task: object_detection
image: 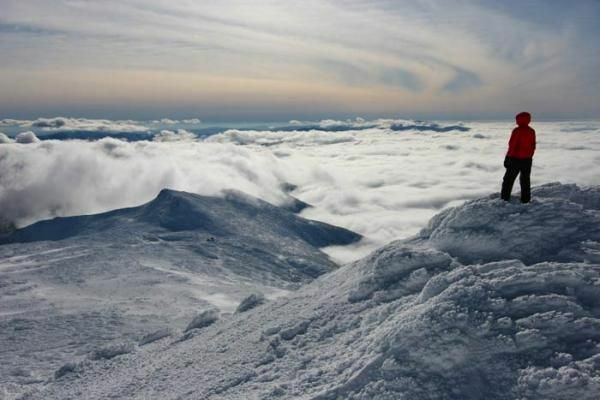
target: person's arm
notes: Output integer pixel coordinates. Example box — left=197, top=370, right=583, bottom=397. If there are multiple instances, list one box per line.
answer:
left=504, top=129, right=518, bottom=167
left=506, top=129, right=518, bottom=157
left=531, top=129, right=536, bottom=157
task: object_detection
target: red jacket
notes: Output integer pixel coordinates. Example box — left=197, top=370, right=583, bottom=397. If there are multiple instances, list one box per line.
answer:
left=507, top=112, right=536, bottom=159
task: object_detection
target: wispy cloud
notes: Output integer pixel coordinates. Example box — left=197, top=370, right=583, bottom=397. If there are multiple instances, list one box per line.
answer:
left=442, top=68, right=482, bottom=94
left=0, top=0, right=598, bottom=119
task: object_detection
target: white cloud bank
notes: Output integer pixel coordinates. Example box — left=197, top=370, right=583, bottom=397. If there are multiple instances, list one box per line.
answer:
left=0, top=132, right=14, bottom=143
left=27, top=117, right=149, bottom=133
left=151, top=118, right=201, bottom=125
left=153, top=129, right=197, bottom=142
left=0, top=119, right=31, bottom=127
left=15, top=131, right=40, bottom=144
left=1, top=119, right=599, bottom=261
left=0, top=137, right=289, bottom=229
left=182, top=118, right=202, bottom=124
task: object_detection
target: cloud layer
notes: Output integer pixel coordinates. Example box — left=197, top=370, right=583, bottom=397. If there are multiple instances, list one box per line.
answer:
left=0, top=132, right=13, bottom=144
left=2, top=118, right=600, bottom=262
left=28, top=117, right=149, bottom=133
left=15, top=131, right=40, bottom=143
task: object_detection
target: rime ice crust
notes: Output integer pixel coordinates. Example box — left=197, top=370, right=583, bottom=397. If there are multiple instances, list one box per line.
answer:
left=418, top=183, right=600, bottom=265
left=10, top=183, right=600, bottom=399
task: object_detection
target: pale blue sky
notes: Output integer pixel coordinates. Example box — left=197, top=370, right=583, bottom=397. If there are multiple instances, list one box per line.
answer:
left=1, top=0, right=598, bottom=121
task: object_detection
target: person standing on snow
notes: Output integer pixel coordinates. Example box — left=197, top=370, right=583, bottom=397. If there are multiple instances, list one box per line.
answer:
left=501, top=112, right=536, bottom=203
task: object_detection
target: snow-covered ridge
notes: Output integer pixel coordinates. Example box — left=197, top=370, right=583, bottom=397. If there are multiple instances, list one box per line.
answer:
left=17, top=183, right=600, bottom=400
left=2, top=189, right=353, bottom=246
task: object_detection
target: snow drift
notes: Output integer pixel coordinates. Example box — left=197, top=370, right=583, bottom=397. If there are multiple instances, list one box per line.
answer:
left=17, top=183, right=600, bottom=400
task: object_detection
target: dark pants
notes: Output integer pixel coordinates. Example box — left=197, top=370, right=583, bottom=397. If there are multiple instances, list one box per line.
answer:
left=501, top=158, right=532, bottom=203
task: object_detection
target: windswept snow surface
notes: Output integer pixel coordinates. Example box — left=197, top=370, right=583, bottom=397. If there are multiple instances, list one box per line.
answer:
left=0, top=190, right=359, bottom=395
left=16, top=183, right=600, bottom=400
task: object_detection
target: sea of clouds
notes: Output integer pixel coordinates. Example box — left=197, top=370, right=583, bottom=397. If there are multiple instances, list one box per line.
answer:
left=1, top=117, right=599, bottom=261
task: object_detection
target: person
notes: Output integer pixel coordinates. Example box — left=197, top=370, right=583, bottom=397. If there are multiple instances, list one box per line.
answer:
left=501, top=112, right=536, bottom=203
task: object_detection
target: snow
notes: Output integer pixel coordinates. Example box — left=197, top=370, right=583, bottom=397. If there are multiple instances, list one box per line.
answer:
left=185, top=309, right=220, bottom=332
left=54, top=363, right=83, bottom=380
left=0, top=189, right=358, bottom=395
left=236, top=292, right=266, bottom=313
left=5, top=182, right=598, bottom=399
left=138, top=328, right=173, bottom=346
left=89, top=343, right=136, bottom=361
left=417, top=183, right=600, bottom=264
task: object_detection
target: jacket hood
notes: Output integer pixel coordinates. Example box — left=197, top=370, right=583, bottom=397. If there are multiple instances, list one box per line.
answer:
left=516, top=112, right=531, bottom=127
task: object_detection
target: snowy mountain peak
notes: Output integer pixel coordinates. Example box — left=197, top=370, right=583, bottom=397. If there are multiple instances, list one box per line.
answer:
left=2, top=189, right=360, bottom=247
left=138, top=189, right=224, bottom=233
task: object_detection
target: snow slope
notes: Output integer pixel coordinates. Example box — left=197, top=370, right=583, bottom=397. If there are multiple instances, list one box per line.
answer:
left=0, top=189, right=359, bottom=395
left=17, top=183, right=600, bottom=400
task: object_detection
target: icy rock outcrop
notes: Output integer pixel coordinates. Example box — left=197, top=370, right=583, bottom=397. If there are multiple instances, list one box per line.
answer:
left=236, top=292, right=266, bottom=313
left=185, top=309, right=219, bottom=332
left=518, top=355, right=600, bottom=400
left=534, top=182, right=600, bottom=210
left=418, top=183, right=600, bottom=264
left=54, top=362, right=86, bottom=380
left=279, top=320, right=311, bottom=341
left=138, top=328, right=174, bottom=346
left=348, top=244, right=454, bottom=303
left=89, top=343, right=135, bottom=360
left=344, top=261, right=600, bottom=400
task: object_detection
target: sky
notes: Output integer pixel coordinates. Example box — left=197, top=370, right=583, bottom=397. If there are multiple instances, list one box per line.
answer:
left=1, top=0, right=599, bottom=121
